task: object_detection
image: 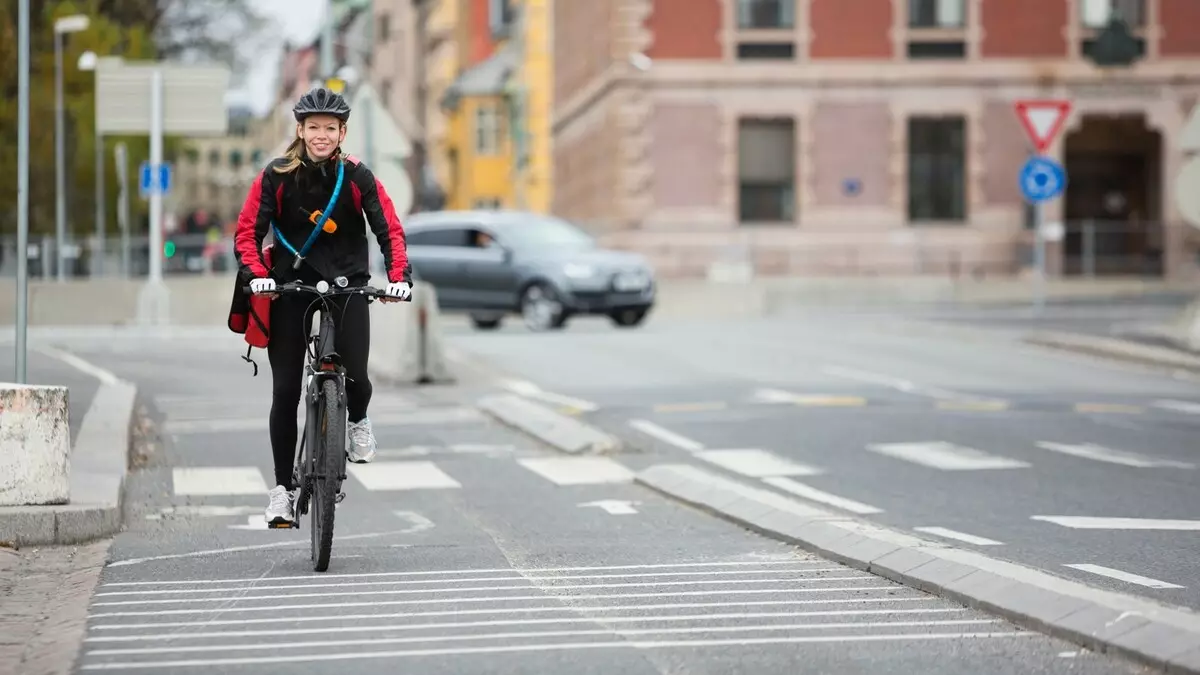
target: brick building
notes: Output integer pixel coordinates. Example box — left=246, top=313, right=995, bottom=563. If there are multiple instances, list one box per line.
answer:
left=552, top=0, right=1200, bottom=279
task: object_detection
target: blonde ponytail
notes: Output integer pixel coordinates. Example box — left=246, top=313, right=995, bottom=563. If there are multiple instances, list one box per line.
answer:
left=273, top=137, right=304, bottom=174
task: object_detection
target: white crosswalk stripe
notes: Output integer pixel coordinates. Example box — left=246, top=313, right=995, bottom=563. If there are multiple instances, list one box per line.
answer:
left=163, top=456, right=642, bottom=498
left=866, top=442, right=1030, bottom=471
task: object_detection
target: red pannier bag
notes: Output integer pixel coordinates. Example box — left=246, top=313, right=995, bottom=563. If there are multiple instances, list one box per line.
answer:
left=227, top=244, right=274, bottom=373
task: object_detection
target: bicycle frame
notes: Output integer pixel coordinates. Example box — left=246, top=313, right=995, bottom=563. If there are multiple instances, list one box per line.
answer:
left=291, top=304, right=347, bottom=526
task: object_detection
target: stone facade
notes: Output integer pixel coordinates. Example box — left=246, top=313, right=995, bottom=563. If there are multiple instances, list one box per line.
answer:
left=551, top=0, right=1200, bottom=279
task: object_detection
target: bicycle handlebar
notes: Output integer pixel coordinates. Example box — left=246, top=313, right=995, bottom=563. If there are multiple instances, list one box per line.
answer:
left=242, top=281, right=410, bottom=301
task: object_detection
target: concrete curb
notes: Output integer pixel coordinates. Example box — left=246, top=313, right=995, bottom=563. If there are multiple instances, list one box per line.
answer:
left=1025, top=330, right=1200, bottom=374
left=476, top=393, right=619, bottom=454
left=635, top=463, right=1200, bottom=674
left=0, top=367, right=136, bottom=547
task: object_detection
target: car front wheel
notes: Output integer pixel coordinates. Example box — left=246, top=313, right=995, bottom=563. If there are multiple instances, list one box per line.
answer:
left=609, top=307, right=649, bottom=328
left=521, top=283, right=568, bottom=332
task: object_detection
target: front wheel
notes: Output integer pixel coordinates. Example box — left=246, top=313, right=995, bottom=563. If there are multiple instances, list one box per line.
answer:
left=521, top=283, right=568, bottom=332
left=311, top=378, right=345, bottom=573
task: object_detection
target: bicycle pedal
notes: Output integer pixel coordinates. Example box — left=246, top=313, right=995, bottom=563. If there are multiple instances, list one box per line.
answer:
left=268, top=520, right=295, bottom=529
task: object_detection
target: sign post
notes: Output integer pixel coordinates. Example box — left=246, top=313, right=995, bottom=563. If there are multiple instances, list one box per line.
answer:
left=1015, top=99, right=1073, bottom=312
left=94, top=57, right=229, bottom=325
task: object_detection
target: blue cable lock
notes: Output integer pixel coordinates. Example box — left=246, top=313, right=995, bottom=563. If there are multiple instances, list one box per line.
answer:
left=272, top=158, right=345, bottom=271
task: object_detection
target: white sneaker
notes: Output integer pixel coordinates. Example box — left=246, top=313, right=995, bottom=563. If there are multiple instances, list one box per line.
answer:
left=347, top=417, right=377, bottom=463
left=264, top=485, right=296, bottom=525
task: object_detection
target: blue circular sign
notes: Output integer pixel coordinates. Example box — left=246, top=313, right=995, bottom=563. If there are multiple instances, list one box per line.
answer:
left=1019, top=156, right=1067, bottom=204
left=842, top=178, right=862, bottom=197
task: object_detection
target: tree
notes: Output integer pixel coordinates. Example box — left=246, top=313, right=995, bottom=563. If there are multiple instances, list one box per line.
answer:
left=0, top=0, right=264, bottom=249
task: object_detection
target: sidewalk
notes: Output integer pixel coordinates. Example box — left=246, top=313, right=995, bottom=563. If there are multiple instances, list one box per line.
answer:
left=0, top=542, right=109, bottom=675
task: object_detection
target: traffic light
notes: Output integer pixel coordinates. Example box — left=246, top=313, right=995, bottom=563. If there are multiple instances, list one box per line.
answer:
left=164, top=240, right=176, bottom=258
left=1085, top=17, right=1141, bottom=67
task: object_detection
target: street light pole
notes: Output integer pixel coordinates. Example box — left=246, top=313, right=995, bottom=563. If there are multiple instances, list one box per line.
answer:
left=15, top=0, right=30, bottom=382
left=53, top=15, right=90, bottom=283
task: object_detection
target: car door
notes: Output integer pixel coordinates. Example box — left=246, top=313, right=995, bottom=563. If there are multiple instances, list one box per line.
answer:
left=403, top=225, right=474, bottom=309
left=459, top=227, right=521, bottom=310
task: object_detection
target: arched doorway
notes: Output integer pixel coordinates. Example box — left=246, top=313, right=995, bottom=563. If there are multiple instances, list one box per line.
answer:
left=1062, top=114, right=1163, bottom=276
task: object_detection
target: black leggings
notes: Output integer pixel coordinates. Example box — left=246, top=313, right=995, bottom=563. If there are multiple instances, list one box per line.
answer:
left=267, top=292, right=372, bottom=489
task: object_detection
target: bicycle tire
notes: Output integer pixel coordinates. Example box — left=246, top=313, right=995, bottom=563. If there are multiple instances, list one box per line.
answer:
left=310, top=378, right=345, bottom=572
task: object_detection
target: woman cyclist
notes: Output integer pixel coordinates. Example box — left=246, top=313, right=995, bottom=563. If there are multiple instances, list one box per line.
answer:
left=234, top=86, right=413, bottom=525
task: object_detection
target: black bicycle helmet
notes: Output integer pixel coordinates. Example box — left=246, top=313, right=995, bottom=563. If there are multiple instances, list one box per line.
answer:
left=293, top=86, right=351, bottom=122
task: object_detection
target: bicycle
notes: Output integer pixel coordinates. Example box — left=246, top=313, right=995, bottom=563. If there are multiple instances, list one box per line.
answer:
left=243, top=277, right=409, bottom=572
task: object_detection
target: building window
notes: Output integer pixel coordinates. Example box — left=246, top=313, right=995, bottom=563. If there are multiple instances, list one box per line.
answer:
left=1081, top=0, right=1144, bottom=28
left=737, top=118, right=796, bottom=224
left=473, top=197, right=502, bottom=210
left=909, top=0, right=965, bottom=27
left=208, top=149, right=221, bottom=166
left=229, top=149, right=243, bottom=168
left=474, top=103, right=502, bottom=155
left=907, top=0, right=966, bottom=59
left=907, top=116, right=966, bottom=222
left=378, top=14, right=390, bottom=42
left=737, top=0, right=795, bottom=29
left=734, top=0, right=795, bottom=60
left=489, top=0, right=515, bottom=38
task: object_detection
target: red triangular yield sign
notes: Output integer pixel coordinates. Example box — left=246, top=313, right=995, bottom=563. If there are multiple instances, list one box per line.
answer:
left=1014, top=100, right=1072, bottom=153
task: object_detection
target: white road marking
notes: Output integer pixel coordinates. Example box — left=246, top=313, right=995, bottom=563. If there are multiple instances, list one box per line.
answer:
left=517, top=457, right=634, bottom=485
left=377, top=444, right=517, bottom=458
left=1063, top=564, right=1185, bottom=589
left=578, top=500, right=639, bottom=515
left=86, top=619, right=1000, bottom=656
left=99, top=559, right=830, bottom=586
left=35, top=345, right=123, bottom=385
left=1152, top=399, right=1200, bottom=414
left=504, top=379, right=599, bottom=411
left=867, top=442, right=1030, bottom=471
left=820, top=365, right=962, bottom=399
left=89, top=597, right=942, bottom=630
left=1031, top=516, right=1200, bottom=530
left=628, top=419, right=705, bottom=452
left=392, top=510, right=436, bottom=535
left=91, top=576, right=874, bottom=606
left=347, top=461, right=462, bottom=490
left=1036, top=441, right=1194, bottom=469
left=148, top=505, right=263, bottom=519
left=697, top=449, right=821, bottom=478
left=88, top=585, right=904, bottom=617
left=761, top=477, right=883, bottom=515
left=78, top=632, right=1035, bottom=669
left=87, top=607, right=969, bottom=640
left=226, top=516, right=267, bottom=531
left=171, top=467, right=268, bottom=496
left=913, top=527, right=1003, bottom=546
left=94, top=568, right=853, bottom=596
left=105, top=531, right=409, bottom=568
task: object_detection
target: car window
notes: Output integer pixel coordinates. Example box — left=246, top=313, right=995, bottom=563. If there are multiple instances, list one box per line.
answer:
left=407, top=227, right=472, bottom=247
left=496, top=215, right=594, bottom=250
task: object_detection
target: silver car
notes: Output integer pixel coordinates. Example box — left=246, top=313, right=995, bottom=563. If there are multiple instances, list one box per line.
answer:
left=400, top=210, right=656, bottom=331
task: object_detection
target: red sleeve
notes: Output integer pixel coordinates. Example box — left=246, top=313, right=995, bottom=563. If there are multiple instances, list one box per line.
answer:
left=356, top=165, right=411, bottom=284
left=234, top=170, right=274, bottom=278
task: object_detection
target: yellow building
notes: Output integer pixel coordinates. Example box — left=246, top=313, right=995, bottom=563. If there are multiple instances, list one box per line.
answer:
left=433, top=0, right=553, bottom=213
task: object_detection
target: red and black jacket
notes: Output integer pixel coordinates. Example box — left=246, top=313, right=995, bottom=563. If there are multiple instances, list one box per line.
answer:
left=233, top=152, right=411, bottom=286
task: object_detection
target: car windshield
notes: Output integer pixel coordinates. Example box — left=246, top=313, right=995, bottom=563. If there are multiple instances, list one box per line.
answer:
left=497, top=216, right=595, bottom=251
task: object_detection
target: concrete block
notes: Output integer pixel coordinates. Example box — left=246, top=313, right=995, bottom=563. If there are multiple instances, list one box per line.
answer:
left=0, top=385, right=70, bottom=506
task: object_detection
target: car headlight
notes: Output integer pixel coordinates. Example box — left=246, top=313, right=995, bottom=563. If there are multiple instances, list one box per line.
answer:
left=562, top=263, right=598, bottom=279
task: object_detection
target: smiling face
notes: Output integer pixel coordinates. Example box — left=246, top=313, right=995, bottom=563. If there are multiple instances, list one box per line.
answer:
left=297, top=114, right=346, bottom=161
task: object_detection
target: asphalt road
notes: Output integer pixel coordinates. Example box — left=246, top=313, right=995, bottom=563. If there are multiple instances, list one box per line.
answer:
left=35, top=329, right=1145, bottom=674
left=443, top=310, right=1200, bottom=614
